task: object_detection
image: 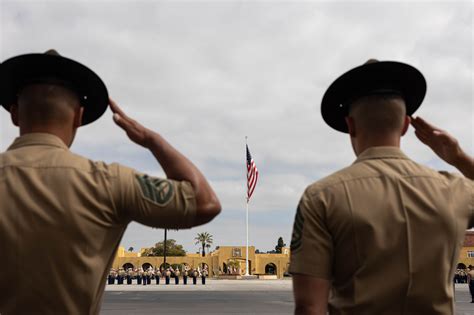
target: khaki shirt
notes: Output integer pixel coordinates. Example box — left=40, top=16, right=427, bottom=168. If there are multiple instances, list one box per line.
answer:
left=0, top=133, right=197, bottom=314
left=289, top=147, right=473, bottom=315
left=468, top=270, right=474, bottom=281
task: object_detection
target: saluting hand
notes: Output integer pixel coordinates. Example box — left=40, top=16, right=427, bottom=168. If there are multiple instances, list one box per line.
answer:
left=411, top=116, right=474, bottom=180
left=109, top=98, right=153, bottom=148
left=410, top=116, right=462, bottom=166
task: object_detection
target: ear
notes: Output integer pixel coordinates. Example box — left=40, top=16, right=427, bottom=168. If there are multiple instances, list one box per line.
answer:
left=345, top=116, right=356, bottom=137
left=401, top=115, right=410, bottom=136
left=10, top=104, right=19, bottom=126
left=73, top=106, right=84, bottom=128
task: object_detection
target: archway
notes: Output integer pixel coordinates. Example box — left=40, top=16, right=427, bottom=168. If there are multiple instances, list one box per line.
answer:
left=223, top=262, right=228, bottom=274
left=180, top=263, right=189, bottom=272
left=171, top=263, right=182, bottom=271
left=142, top=263, right=153, bottom=271
left=226, top=259, right=241, bottom=274
left=199, top=263, right=209, bottom=272
left=457, top=263, right=467, bottom=269
left=159, top=263, right=171, bottom=271
left=122, top=263, right=134, bottom=270
left=265, top=263, right=277, bottom=275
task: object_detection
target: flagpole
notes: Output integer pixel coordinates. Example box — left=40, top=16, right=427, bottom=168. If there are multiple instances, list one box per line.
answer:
left=245, top=199, right=249, bottom=275
left=245, top=136, right=249, bottom=276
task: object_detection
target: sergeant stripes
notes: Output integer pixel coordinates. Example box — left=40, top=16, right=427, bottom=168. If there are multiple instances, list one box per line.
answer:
left=135, top=174, right=174, bottom=206
left=290, top=204, right=304, bottom=252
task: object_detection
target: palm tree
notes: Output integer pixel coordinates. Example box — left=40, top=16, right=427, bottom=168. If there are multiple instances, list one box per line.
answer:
left=195, top=232, right=213, bottom=257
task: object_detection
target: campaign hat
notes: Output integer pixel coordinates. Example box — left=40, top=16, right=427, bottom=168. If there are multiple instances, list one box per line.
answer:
left=0, top=49, right=108, bottom=126
left=321, top=59, right=426, bottom=133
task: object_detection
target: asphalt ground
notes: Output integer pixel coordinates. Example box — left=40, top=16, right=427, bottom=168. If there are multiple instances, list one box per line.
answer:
left=101, top=280, right=474, bottom=314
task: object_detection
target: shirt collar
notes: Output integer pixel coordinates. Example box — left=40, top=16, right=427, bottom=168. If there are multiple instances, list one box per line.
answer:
left=7, top=133, right=69, bottom=151
left=354, top=146, right=409, bottom=164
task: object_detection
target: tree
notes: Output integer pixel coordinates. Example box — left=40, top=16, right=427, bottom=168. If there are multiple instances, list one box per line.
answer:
left=227, top=259, right=240, bottom=269
left=128, top=247, right=134, bottom=252
left=275, top=237, right=286, bottom=253
left=142, top=239, right=186, bottom=257
left=195, top=232, right=213, bottom=257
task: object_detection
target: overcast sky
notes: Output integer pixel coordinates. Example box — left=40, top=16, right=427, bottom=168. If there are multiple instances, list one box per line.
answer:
left=1, top=0, right=472, bottom=253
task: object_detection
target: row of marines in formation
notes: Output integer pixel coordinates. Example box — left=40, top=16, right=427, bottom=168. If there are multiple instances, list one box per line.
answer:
left=453, top=267, right=474, bottom=284
left=108, top=266, right=209, bottom=285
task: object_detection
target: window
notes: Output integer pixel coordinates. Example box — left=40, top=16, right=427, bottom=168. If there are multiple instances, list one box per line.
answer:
left=467, top=251, right=474, bottom=258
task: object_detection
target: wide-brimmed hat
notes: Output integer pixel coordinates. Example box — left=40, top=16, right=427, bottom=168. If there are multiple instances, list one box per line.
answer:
left=321, top=59, right=426, bottom=133
left=0, top=49, right=108, bottom=126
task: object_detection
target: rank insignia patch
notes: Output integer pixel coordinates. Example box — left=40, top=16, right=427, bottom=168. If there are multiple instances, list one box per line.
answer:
left=290, top=203, right=304, bottom=252
left=135, top=174, right=174, bottom=206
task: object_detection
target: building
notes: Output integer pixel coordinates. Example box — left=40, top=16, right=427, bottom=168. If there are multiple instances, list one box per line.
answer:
left=112, top=232, right=474, bottom=279
left=113, top=245, right=290, bottom=279
left=457, top=231, right=474, bottom=269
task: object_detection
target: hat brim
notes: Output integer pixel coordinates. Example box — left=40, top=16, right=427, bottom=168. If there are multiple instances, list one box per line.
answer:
left=321, top=61, right=427, bottom=133
left=0, top=53, right=108, bottom=126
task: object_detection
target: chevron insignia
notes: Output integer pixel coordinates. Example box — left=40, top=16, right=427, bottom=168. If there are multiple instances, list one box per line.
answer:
left=290, top=204, right=305, bottom=252
left=135, top=174, right=174, bottom=206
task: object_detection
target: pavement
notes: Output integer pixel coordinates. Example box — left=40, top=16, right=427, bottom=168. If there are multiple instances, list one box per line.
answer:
left=101, top=280, right=474, bottom=314
left=454, top=284, right=474, bottom=315
left=104, top=279, right=291, bottom=292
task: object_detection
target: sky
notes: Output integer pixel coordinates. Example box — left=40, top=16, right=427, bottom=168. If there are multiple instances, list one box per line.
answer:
left=0, top=0, right=472, bottom=254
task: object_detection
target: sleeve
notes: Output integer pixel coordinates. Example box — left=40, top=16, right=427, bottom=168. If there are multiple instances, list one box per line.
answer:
left=289, top=187, right=333, bottom=279
left=468, top=179, right=474, bottom=229
left=440, top=171, right=474, bottom=229
left=114, top=165, right=197, bottom=229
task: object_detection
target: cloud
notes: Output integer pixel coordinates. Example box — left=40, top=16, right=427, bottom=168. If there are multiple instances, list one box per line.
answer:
left=1, top=0, right=472, bottom=252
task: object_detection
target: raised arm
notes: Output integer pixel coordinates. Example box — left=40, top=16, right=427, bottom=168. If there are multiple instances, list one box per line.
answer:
left=109, top=98, right=221, bottom=226
left=411, top=116, right=473, bottom=180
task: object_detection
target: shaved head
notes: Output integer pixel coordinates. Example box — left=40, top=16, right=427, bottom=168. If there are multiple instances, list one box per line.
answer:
left=345, top=94, right=410, bottom=156
left=17, top=84, right=81, bottom=125
left=349, top=94, right=406, bottom=135
left=11, top=83, right=84, bottom=147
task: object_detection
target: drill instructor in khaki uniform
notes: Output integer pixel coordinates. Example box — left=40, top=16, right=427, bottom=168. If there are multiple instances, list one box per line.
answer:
left=290, top=60, right=473, bottom=314
left=0, top=50, right=221, bottom=314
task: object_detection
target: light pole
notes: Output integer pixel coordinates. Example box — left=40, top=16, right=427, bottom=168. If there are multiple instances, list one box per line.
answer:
left=163, top=229, right=167, bottom=270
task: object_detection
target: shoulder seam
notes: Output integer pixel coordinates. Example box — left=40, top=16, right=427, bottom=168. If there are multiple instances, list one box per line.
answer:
left=0, top=164, right=120, bottom=178
left=307, top=174, right=450, bottom=197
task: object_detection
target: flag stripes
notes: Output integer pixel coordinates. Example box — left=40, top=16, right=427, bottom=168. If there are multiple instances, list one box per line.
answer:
left=246, top=144, right=259, bottom=201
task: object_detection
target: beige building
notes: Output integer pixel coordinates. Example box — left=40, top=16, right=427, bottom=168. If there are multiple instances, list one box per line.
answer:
left=113, top=232, right=474, bottom=279
left=113, top=245, right=290, bottom=279
left=457, top=231, right=474, bottom=269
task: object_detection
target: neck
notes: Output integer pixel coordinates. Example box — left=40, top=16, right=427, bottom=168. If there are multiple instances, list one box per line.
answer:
left=353, top=134, right=401, bottom=156
left=19, top=125, right=74, bottom=147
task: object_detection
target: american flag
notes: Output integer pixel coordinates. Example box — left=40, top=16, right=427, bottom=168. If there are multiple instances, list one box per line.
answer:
left=246, top=144, right=259, bottom=201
